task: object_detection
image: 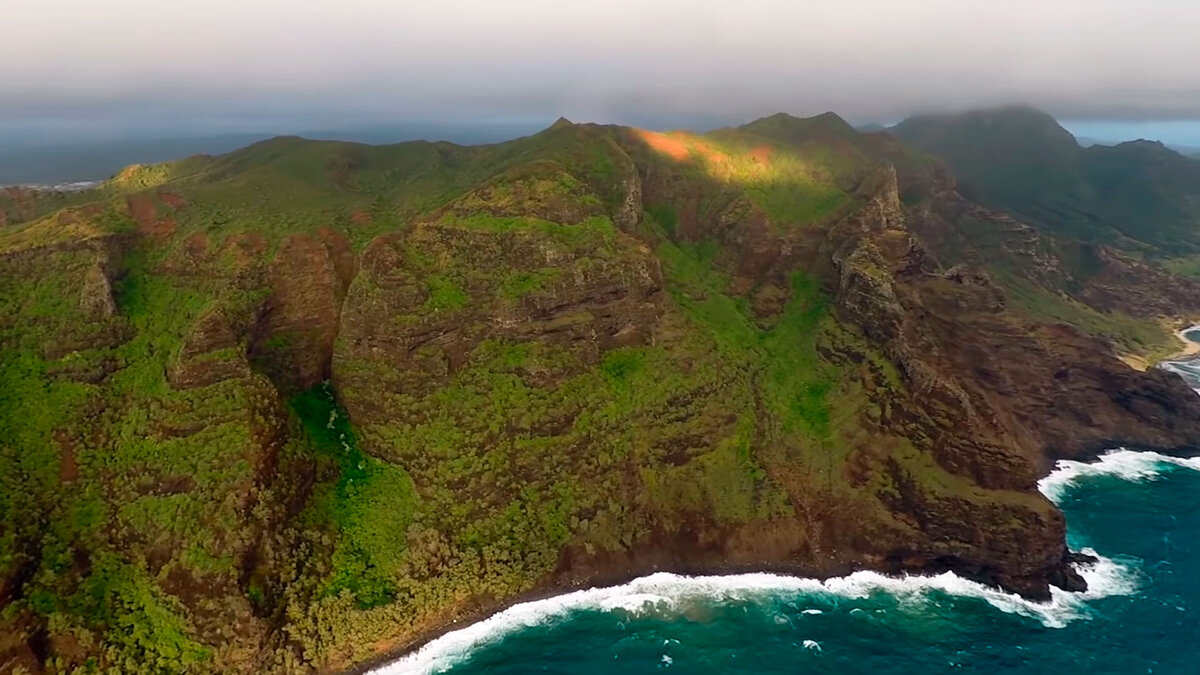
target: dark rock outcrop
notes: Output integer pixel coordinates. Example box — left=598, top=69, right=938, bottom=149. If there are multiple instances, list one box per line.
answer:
left=248, top=229, right=355, bottom=393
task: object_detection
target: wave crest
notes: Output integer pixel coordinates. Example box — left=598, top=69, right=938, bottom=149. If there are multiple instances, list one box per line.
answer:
left=375, top=550, right=1134, bottom=674
left=1037, top=449, right=1200, bottom=503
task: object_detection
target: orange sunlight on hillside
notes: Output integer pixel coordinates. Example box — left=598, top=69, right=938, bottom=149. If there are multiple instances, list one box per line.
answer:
left=634, top=129, right=795, bottom=185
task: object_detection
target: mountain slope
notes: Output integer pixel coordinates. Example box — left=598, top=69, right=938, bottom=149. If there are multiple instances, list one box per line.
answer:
left=3, top=114, right=1200, bottom=673
left=892, top=106, right=1200, bottom=260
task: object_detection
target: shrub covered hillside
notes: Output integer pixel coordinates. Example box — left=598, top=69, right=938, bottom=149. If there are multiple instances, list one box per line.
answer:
left=4, top=113, right=1200, bottom=673
left=893, top=105, right=1200, bottom=357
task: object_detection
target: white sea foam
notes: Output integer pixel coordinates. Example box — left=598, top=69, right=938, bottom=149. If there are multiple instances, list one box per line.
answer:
left=1177, top=324, right=1200, bottom=341
left=374, top=450, right=1199, bottom=674
left=374, top=551, right=1135, bottom=673
left=1038, top=448, right=1200, bottom=503
left=1157, top=324, right=1200, bottom=392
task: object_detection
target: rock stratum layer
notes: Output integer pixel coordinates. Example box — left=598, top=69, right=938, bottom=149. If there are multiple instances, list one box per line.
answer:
left=3, top=112, right=1200, bottom=673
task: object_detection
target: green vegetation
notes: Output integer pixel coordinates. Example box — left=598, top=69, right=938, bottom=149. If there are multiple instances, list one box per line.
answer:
left=292, top=385, right=417, bottom=609
left=0, top=230, right=277, bottom=671
left=653, top=226, right=842, bottom=466
left=499, top=268, right=562, bottom=300
left=644, top=203, right=678, bottom=236
left=2, top=109, right=1193, bottom=674
left=424, top=275, right=470, bottom=311
left=1163, top=255, right=1200, bottom=281
left=995, top=271, right=1178, bottom=362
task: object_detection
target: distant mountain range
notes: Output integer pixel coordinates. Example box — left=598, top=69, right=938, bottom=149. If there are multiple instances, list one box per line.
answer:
left=6, top=112, right=1196, bottom=188
left=1076, top=135, right=1200, bottom=156
left=0, top=122, right=547, bottom=186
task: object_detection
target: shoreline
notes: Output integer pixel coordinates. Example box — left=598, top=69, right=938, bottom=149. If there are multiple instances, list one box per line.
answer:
left=1119, top=321, right=1200, bottom=371
left=346, top=557, right=862, bottom=675
left=1163, top=323, right=1200, bottom=362
left=350, top=321, right=1200, bottom=674
left=349, top=440, right=1200, bottom=674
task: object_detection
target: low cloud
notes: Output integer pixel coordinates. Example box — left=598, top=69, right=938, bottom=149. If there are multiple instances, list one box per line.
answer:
left=4, top=0, right=1199, bottom=137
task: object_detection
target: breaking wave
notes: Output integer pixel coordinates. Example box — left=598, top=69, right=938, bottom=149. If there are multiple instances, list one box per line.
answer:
left=1038, top=449, right=1200, bottom=503
left=1158, top=323, right=1200, bottom=391
left=373, top=448, right=1200, bottom=673
left=375, top=560, right=1133, bottom=673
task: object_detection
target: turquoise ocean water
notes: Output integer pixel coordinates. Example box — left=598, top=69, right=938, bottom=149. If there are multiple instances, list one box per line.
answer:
left=376, top=338, right=1200, bottom=674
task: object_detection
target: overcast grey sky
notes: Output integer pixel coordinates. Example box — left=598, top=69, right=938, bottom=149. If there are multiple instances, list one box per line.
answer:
left=4, top=0, right=1200, bottom=143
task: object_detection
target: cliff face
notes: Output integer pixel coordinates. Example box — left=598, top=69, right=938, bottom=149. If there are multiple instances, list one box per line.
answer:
left=250, top=228, right=356, bottom=393
left=3, top=115, right=1200, bottom=673
left=837, top=169, right=1200, bottom=467
left=892, top=106, right=1200, bottom=364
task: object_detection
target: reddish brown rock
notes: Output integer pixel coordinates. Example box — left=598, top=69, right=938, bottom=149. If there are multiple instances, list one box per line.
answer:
left=249, top=230, right=354, bottom=392
left=169, top=305, right=252, bottom=389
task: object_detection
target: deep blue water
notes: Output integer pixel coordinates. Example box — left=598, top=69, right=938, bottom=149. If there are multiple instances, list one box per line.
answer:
left=377, top=451, right=1200, bottom=674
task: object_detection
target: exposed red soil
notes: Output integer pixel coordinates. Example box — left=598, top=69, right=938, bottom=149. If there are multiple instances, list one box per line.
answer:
left=317, top=226, right=358, bottom=291
left=158, top=192, right=188, bottom=211
left=350, top=209, right=373, bottom=225
left=1, top=187, right=35, bottom=220
left=125, top=195, right=176, bottom=239
left=253, top=231, right=351, bottom=390
left=149, top=218, right=177, bottom=239
left=55, top=431, right=78, bottom=483
left=125, top=195, right=157, bottom=229
left=184, top=233, right=211, bottom=261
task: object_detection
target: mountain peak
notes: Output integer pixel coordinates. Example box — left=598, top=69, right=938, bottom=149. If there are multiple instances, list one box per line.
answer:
left=740, top=111, right=856, bottom=143
left=1117, top=138, right=1168, bottom=150
left=749, top=111, right=851, bottom=127
left=892, top=104, right=1079, bottom=156
left=895, top=105, right=1073, bottom=140
left=549, top=116, right=575, bottom=130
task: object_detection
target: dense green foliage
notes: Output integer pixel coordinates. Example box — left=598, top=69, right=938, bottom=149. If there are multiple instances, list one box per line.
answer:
left=291, top=385, right=416, bottom=609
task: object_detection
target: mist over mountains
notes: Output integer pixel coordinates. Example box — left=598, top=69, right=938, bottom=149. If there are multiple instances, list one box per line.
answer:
left=0, top=122, right=548, bottom=186
left=3, top=105, right=1199, bottom=187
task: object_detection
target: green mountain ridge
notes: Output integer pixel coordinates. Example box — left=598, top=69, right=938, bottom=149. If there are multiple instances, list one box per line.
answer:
left=892, top=106, right=1200, bottom=260
left=4, top=111, right=1200, bottom=673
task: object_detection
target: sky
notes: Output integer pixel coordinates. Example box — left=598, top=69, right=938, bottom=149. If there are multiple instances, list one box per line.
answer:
left=3, top=0, right=1200, bottom=146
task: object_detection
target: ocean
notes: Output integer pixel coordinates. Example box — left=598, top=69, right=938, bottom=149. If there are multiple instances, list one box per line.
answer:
left=373, top=449, right=1200, bottom=674
left=375, top=332, right=1200, bottom=675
